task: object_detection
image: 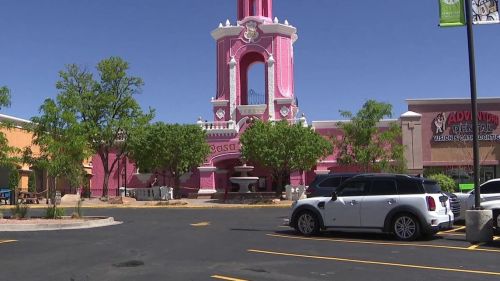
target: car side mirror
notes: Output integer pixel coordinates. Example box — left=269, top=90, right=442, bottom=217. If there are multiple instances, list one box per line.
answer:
left=331, top=192, right=338, bottom=201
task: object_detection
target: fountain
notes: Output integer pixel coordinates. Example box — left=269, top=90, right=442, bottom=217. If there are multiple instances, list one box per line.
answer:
left=229, top=164, right=259, bottom=193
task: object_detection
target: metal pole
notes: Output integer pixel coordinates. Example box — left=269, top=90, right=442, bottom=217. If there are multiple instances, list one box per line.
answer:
left=464, top=0, right=481, bottom=209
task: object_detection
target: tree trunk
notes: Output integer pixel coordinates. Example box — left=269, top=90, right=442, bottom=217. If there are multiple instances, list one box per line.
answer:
left=162, top=170, right=167, bottom=186
left=99, top=151, right=111, bottom=198
left=173, top=176, right=181, bottom=199
left=53, top=177, right=57, bottom=219
left=275, top=171, right=283, bottom=198
left=102, top=170, right=110, bottom=198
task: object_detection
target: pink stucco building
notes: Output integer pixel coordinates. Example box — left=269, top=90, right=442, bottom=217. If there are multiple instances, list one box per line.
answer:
left=87, top=0, right=500, bottom=197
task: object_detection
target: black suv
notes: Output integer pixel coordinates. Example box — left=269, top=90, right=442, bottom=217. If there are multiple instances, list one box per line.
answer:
left=305, top=173, right=358, bottom=198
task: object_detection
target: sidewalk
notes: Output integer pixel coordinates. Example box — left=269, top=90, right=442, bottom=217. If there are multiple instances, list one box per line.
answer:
left=0, top=195, right=294, bottom=210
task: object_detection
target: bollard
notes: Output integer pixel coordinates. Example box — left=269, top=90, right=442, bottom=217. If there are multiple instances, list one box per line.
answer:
left=285, top=185, right=293, bottom=201
left=466, top=210, right=493, bottom=244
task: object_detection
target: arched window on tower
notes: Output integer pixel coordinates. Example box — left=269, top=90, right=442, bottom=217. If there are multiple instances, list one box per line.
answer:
left=239, top=52, right=266, bottom=106
left=246, top=62, right=266, bottom=105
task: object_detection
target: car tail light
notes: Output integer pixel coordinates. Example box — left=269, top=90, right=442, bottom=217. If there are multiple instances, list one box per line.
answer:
left=427, top=196, right=436, bottom=211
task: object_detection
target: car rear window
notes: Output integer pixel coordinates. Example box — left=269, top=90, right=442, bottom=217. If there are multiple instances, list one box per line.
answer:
left=423, top=181, right=442, bottom=194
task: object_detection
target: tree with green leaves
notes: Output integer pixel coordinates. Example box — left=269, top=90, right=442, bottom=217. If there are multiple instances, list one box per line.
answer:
left=240, top=120, right=332, bottom=196
left=128, top=123, right=211, bottom=198
left=427, top=174, right=456, bottom=193
left=0, top=86, right=19, bottom=168
left=0, top=128, right=16, bottom=168
left=0, top=86, right=11, bottom=109
left=34, top=57, right=154, bottom=197
left=28, top=98, right=90, bottom=210
left=8, top=167, right=19, bottom=191
left=334, top=100, right=406, bottom=173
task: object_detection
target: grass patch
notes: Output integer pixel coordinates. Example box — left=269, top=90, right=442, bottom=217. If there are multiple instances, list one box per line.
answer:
left=45, top=206, right=65, bottom=219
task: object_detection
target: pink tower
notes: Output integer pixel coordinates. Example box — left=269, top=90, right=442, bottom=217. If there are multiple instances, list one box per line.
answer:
left=210, top=0, right=298, bottom=125
left=197, top=0, right=301, bottom=196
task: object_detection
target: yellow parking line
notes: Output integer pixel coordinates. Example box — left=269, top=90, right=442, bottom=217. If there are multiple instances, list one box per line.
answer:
left=248, top=249, right=500, bottom=276
left=190, top=222, right=211, bottom=227
left=468, top=243, right=484, bottom=250
left=437, top=232, right=465, bottom=236
left=0, top=240, right=17, bottom=244
left=211, top=275, right=249, bottom=281
left=266, top=234, right=500, bottom=253
left=439, top=226, right=465, bottom=233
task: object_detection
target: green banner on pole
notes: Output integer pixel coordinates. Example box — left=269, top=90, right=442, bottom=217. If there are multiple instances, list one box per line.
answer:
left=439, top=0, right=466, bottom=27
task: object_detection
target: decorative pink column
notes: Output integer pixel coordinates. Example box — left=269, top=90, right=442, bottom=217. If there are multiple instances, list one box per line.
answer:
left=198, top=166, right=217, bottom=196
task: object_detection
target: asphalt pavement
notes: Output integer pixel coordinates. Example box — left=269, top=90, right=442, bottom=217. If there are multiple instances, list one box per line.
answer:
left=1, top=208, right=499, bottom=281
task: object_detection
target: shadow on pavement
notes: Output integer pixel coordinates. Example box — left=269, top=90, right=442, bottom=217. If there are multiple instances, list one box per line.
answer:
left=271, top=229, right=472, bottom=243
left=230, top=228, right=271, bottom=232
left=273, top=230, right=397, bottom=241
left=484, top=240, right=500, bottom=248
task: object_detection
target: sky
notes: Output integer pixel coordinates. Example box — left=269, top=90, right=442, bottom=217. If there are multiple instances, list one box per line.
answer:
left=0, top=0, right=499, bottom=124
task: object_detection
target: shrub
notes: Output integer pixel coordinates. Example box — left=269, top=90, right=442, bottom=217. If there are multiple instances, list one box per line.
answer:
left=11, top=203, right=29, bottom=219
left=428, top=174, right=456, bottom=193
left=8, top=168, right=20, bottom=191
left=45, top=206, right=65, bottom=219
left=28, top=173, right=36, bottom=193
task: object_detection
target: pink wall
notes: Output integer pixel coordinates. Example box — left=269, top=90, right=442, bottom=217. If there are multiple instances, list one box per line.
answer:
left=90, top=153, right=143, bottom=197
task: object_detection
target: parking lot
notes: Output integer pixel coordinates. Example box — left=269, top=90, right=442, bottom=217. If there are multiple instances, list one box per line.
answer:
left=0, top=208, right=499, bottom=281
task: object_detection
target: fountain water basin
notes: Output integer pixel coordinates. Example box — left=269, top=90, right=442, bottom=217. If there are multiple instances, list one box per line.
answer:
left=229, top=164, right=259, bottom=193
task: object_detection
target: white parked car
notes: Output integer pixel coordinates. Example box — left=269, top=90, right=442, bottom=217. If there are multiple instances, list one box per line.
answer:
left=289, top=174, right=454, bottom=241
left=454, top=178, right=500, bottom=221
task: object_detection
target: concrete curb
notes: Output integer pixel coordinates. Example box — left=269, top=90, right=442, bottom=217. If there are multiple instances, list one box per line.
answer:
left=0, top=217, right=122, bottom=232
left=0, top=203, right=293, bottom=210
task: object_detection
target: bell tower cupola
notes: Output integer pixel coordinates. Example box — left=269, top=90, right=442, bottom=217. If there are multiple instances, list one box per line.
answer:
left=208, top=0, right=299, bottom=131
left=238, top=0, right=273, bottom=21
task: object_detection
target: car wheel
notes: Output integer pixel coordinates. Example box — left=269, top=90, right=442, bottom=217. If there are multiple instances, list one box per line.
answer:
left=392, top=213, right=421, bottom=241
left=295, top=211, right=320, bottom=236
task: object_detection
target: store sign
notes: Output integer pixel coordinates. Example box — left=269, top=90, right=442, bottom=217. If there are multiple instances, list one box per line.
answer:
left=432, top=111, right=500, bottom=142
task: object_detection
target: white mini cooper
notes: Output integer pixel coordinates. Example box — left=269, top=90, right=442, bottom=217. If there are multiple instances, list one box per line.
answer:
left=289, top=174, right=454, bottom=241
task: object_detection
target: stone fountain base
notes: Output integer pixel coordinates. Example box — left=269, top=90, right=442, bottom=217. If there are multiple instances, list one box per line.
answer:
left=229, top=177, right=259, bottom=193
